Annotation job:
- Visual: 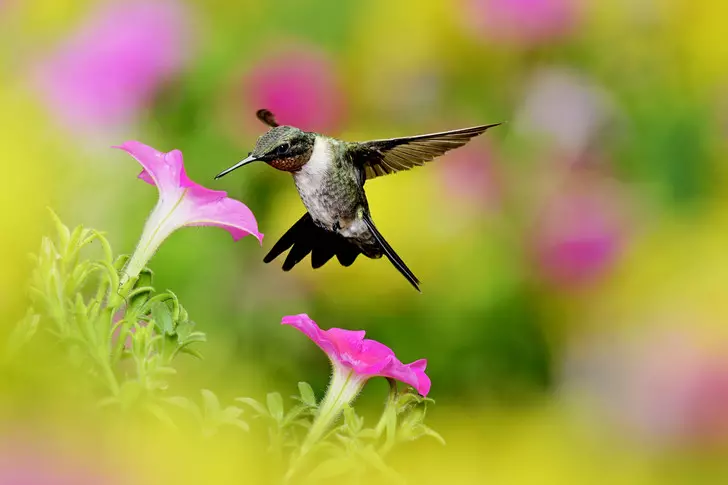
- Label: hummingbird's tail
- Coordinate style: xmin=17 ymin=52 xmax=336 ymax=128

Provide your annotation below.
xmin=361 ymin=214 xmax=421 ymax=292
xmin=263 ymin=212 xmax=421 ymax=292
xmin=263 ymin=213 xmax=361 ymax=271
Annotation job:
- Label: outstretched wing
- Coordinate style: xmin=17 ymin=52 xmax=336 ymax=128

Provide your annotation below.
xmin=350 ymin=123 xmax=501 ymax=180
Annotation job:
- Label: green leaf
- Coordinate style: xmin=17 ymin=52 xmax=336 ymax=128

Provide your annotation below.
xmin=266 ymin=392 xmax=284 ymax=423
xmin=235 ymin=397 xmax=268 ymax=417
xmin=297 ymin=381 xmax=316 ymax=407
xmin=164 ymin=396 xmax=202 ymax=421
xmin=343 ymin=404 xmax=363 ymax=434
xmin=177 ymin=347 xmax=204 ymax=360
xmin=358 ymin=428 xmax=378 ymax=440
xmin=128 ymin=286 xmax=155 ymax=314
xmin=201 ymin=389 xmax=221 ymax=419
xmin=146 ymin=403 xmax=178 ymax=430
xmin=221 ymin=405 xmax=244 ymax=421
xmin=113 ymin=254 xmax=130 ymax=272
xmin=420 ymin=425 xmax=446 ymax=446
xmin=48 ymin=208 xmax=70 ymax=253
xmin=151 ymin=301 xmax=175 ymax=336
xmin=282 ymin=404 xmax=310 ymax=427
xmin=356 ymin=446 xmax=403 ymax=483
xmin=228 ymin=419 xmax=250 ymax=433
xmin=5 ymin=312 xmax=40 ymax=359
xmin=301 ymin=457 xmax=354 ymax=484
xmin=175 ymin=320 xmax=195 ymax=340
xmin=395 ymin=393 xmax=422 ymax=414
xmin=401 ymin=408 xmax=425 ymax=429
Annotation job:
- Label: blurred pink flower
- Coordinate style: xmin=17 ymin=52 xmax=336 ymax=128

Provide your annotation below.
xmin=564 ymin=326 xmax=728 ymax=448
xmin=242 ymin=47 xmax=346 ymax=133
xmin=515 ymin=67 xmax=618 ymax=157
xmin=115 ymin=141 xmax=263 ymax=282
xmin=438 ymin=142 xmax=500 ymax=211
xmin=464 ymin=0 xmax=581 ymax=46
xmin=34 ymin=1 xmax=192 ymax=131
xmin=0 ymin=435 xmax=123 ymax=485
xmin=283 ymin=314 xmax=430 ymax=396
xmin=530 ymin=169 xmax=626 ymax=288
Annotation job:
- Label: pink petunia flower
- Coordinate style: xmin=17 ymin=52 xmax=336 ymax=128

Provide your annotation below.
xmin=464 ymin=0 xmax=581 ymax=47
xmin=283 ymin=313 xmax=430 ymax=396
xmin=34 ymin=1 xmax=192 ymax=132
xmin=282 ymin=313 xmax=430 ymax=455
xmin=241 ymin=47 xmax=346 ymax=133
xmin=115 ymin=141 xmax=263 ymax=282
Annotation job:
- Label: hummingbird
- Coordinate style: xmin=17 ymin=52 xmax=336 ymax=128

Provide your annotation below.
xmin=215 ymin=109 xmax=501 ymax=291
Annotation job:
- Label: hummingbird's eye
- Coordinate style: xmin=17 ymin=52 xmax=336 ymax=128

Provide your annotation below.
xmin=277 ymin=143 xmax=291 ymax=155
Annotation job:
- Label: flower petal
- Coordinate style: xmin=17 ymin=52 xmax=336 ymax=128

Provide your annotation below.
xmin=331 ymin=334 xmax=394 ymax=375
xmin=114 ymin=141 xmax=186 ymax=193
xmin=182 ymin=195 xmax=263 ymax=244
xmin=282 ymin=314 xmax=339 ymax=359
xmin=381 ymin=358 xmax=431 ymax=397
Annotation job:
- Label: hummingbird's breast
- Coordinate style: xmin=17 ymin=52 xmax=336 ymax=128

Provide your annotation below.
xmin=292 ymin=137 xmax=368 ymax=237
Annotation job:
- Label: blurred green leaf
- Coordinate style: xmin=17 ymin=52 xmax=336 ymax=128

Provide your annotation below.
xmin=267 ymin=392 xmax=285 ymax=423
xmin=297 ymin=381 xmax=317 ymax=407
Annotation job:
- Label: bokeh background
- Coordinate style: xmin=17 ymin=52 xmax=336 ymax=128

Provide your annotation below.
xmin=2 ymin=0 xmax=728 ymax=483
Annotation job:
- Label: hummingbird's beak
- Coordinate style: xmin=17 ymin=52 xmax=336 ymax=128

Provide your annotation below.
xmin=214 ymin=154 xmax=259 ymax=179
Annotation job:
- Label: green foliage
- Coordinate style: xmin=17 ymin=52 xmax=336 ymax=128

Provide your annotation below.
xmin=9 ymin=212 xmax=213 ymax=422
xmin=8 ymin=212 xmax=442 ymax=483
xmin=240 ymin=379 xmax=443 ymax=484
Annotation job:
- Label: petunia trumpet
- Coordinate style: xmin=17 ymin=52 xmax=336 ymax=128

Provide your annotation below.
xmin=282 ymin=313 xmax=430 ymax=456
xmin=115 ymin=141 xmax=263 ymax=283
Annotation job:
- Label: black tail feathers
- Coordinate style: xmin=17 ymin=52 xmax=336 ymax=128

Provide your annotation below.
xmin=263 ymin=213 xmax=360 ymax=272
xmin=361 ymin=214 xmax=420 ymax=292
xmin=264 ymin=213 xmax=420 ymax=292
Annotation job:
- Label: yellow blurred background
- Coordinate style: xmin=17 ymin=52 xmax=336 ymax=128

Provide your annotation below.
xmin=2 ymin=0 xmax=728 ymax=483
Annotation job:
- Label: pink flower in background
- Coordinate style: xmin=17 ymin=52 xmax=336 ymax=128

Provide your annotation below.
xmin=515 ymin=67 xmax=618 ymax=157
xmin=439 ymin=143 xmax=500 ymax=211
xmin=242 ymin=47 xmax=346 ymax=133
xmin=34 ymin=1 xmax=192 ymax=131
xmin=0 ymin=434 xmax=124 ymax=485
xmin=530 ymin=169 xmax=626 ymax=288
xmin=465 ymin=0 xmax=581 ymax=46
xmin=115 ymin=141 xmax=262 ymax=282
xmin=564 ymin=326 xmax=728 ymax=448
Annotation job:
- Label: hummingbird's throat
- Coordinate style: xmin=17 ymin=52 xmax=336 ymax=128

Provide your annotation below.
xmin=270 ymin=146 xmax=313 ymax=172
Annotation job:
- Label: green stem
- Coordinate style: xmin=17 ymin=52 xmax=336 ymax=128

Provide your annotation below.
xmin=374 ymin=378 xmax=399 ymax=438
xmin=286 ymin=364 xmax=366 ymax=482
xmin=100 ymin=357 xmax=120 ymax=396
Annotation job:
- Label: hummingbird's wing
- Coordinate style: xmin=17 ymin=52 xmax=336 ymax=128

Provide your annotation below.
xmin=351 ymin=123 xmax=501 ymax=180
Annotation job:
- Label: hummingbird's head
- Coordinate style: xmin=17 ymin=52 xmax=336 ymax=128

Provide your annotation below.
xmin=251 ymin=126 xmax=315 ymax=172
xmin=215 ymin=125 xmax=315 ymax=179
